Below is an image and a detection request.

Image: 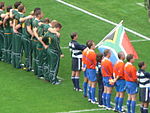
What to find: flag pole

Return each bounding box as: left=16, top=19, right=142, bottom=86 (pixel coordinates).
left=95, top=20, right=124, bottom=48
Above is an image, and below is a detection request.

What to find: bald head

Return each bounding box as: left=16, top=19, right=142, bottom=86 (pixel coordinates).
left=118, top=51, right=125, bottom=60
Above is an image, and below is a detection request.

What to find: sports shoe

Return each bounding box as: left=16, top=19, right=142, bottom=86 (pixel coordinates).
left=91, top=100, right=98, bottom=104
left=76, top=88, right=83, bottom=92
left=106, top=107, right=113, bottom=110
left=88, top=99, right=91, bottom=102
left=118, top=109, right=126, bottom=113
left=98, top=104, right=105, bottom=108
left=38, top=76, right=45, bottom=80
left=52, top=81, right=61, bottom=85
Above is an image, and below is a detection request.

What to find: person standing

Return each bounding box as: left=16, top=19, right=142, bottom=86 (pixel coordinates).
left=69, top=32, right=86, bottom=91
left=124, top=54, right=138, bottom=113
left=137, top=61, right=150, bottom=113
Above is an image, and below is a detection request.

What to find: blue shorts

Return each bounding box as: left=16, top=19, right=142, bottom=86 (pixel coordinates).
left=84, top=70, right=88, bottom=78
left=115, top=79, right=126, bottom=92
left=126, top=81, right=138, bottom=94
left=103, top=77, right=114, bottom=87
left=87, top=69, right=97, bottom=82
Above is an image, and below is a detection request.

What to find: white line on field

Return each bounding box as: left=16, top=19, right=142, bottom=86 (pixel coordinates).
left=56, top=0, right=150, bottom=41
left=56, top=108, right=106, bottom=113
left=61, top=47, right=69, bottom=49
left=136, top=2, right=145, bottom=7
left=57, top=101, right=141, bottom=113
left=130, top=39, right=150, bottom=42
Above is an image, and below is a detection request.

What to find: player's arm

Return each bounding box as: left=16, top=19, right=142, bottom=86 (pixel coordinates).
left=131, top=66, right=137, bottom=82
left=145, top=72, right=150, bottom=78
left=3, top=14, right=9, bottom=27
left=19, top=15, right=33, bottom=22
left=15, top=24, right=21, bottom=30
left=33, top=27, right=39, bottom=40
left=27, top=25, right=34, bottom=37
left=48, top=27, right=60, bottom=37
left=75, top=43, right=86, bottom=51
left=38, top=37, right=48, bottom=49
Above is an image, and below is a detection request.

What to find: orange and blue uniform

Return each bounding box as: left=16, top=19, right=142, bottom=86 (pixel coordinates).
left=86, top=49, right=97, bottom=102
left=101, top=57, right=113, bottom=87
left=113, top=60, right=126, bottom=93
left=124, top=62, right=138, bottom=94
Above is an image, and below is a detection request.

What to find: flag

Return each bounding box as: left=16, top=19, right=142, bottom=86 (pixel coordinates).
left=96, top=24, right=138, bottom=64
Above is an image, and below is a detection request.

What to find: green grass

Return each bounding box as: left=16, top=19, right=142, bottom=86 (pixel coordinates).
left=1, top=0, right=150, bottom=113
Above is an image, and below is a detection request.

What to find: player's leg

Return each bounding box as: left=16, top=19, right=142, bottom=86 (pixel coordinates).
left=102, top=78, right=107, bottom=107
left=106, top=86, right=113, bottom=109
left=15, top=33, right=22, bottom=68
left=71, top=71, right=76, bottom=90
left=83, top=75, right=88, bottom=97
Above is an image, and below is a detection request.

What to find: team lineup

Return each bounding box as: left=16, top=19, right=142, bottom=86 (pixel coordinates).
left=69, top=33, right=150, bottom=113
left=0, top=1, right=64, bottom=85
left=0, top=1, right=150, bottom=113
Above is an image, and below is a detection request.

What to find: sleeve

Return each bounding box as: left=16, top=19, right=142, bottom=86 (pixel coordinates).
left=74, top=42, right=86, bottom=51
left=145, top=72, right=150, bottom=78
left=26, top=19, right=31, bottom=26
left=131, top=66, right=137, bottom=81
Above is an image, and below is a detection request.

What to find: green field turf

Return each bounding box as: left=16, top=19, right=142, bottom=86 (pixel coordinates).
left=0, top=0, right=150, bottom=113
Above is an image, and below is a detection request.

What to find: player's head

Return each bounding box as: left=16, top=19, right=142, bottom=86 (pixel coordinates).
left=70, top=32, right=78, bottom=40
left=30, top=11, right=34, bottom=16
left=138, top=61, right=146, bottom=70
left=34, top=10, right=43, bottom=19
left=0, top=2, right=5, bottom=10
left=104, top=49, right=111, bottom=58
left=33, top=8, right=41, bottom=15
left=18, top=5, right=26, bottom=13
left=86, top=40, right=95, bottom=50
left=96, top=53, right=103, bottom=62
left=14, top=1, right=22, bottom=9
left=54, top=22, right=62, bottom=31
left=51, top=20, right=58, bottom=27
left=126, top=54, right=134, bottom=63
left=6, top=5, right=12, bottom=12
left=43, top=18, right=51, bottom=24
left=118, top=51, right=125, bottom=60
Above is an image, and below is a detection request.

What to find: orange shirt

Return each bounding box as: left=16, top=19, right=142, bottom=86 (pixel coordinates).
left=101, top=57, right=113, bottom=77
left=113, top=60, right=125, bottom=79
left=82, top=47, right=89, bottom=65
left=86, top=49, right=97, bottom=69
left=124, top=62, right=137, bottom=82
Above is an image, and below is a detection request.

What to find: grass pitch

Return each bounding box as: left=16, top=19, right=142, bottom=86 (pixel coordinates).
left=1, top=0, right=150, bottom=113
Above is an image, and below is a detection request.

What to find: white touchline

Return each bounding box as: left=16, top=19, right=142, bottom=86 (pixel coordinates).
left=136, top=2, right=145, bottom=7
left=56, top=0, right=150, bottom=41
left=130, top=39, right=150, bottom=42
left=56, top=108, right=106, bottom=113
left=57, top=102, right=140, bottom=113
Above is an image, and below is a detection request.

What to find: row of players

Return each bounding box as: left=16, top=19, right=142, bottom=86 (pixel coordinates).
left=69, top=33, right=150, bottom=113
left=0, top=1, right=64, bottom=84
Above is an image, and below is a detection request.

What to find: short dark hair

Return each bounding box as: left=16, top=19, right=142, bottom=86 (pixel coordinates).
left=96, top=53, right=103, bottom=62
left=104, top=49, right=110, bottom=57
left=34, top=8, right=41, bottom=15
left=70, top=32, right=77, bottom=39
left=18, top=5, right=25, bottom=12
left=14, top=1, right=22, bottom=9
left=6, top=5, right=12, bottom=12
left=34, top=10, right=41, bottom=17
left=138, top=61, right=145, bottom=69
left=126, top=54, right=134, bottom=62
left=43, top=18, right=51, bottom=24
left=86, top=40, right=94, bottom=49
left=0, top=2, right=5, bottom=9
left=54, top=22, right=62, bottom=29
left=118, top=51, right=124, bottom=59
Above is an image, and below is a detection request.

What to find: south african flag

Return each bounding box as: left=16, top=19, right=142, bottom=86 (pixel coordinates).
left=96, top=24, right=138, bottom=64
